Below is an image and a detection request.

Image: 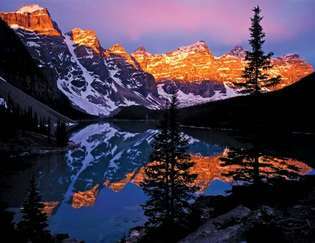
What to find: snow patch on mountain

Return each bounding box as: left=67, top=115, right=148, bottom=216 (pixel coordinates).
left=57, top=34, right=119, bottom=116
left=9, top=24, right=35, bottom=33
left=0, top=76, right=7, bottom=83
left=16, top=4, right=45, bottom=14
left=26, top=41, right=40, bottom=47
left=176, top=41, right=209, bottom=53
left=0, top=97, right=7, bottom=108
left=157, top=83, right=243, bottom=108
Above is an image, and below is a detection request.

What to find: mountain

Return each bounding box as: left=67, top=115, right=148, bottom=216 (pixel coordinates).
left=0, top=4, right=313, bottom=116
left=132, top=43, right=313, bottom=105
left=0, top=5, right=164, bottom=117
left=0, top=77, right=73, bottom=124
left=0, top=18, right=90, bottom=120
left=132, top=42, right=313, bottom=85
left=0, top=17, right=55, bottom=104
left=0, top=4, right=60, bottom=36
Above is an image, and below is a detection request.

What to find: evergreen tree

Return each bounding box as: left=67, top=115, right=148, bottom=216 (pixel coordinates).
left=0, top=97, right=56, bottom=140
left=47, top=117, right=51, bottom=142
left=17, top=176, right=51, bottom=243
left=33, top=112, right=39, bottom=131
left=140, top=94, right=198, bottom=242
left=55, top=121, right=68, bottom=146
left=239, top=6, right=280, bottom=94
left=26, top=106, right=33, bottom=130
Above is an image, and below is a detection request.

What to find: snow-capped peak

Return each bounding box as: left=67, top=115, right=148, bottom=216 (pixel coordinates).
left=0, top=4, right=60, bottom=36
left=228, top=46, right=246, bottom=58
left=16, top=4, right=45, bottom=14
left=175, top=40, right=209, bottom=53
left=133, top=46, right=152, bottom=56
left=105, top=43, right=128, bottom=55
left=70, top=28, right=101, bottom=54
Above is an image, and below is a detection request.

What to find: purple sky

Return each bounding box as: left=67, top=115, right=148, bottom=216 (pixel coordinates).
left=1, top=0, right=315, bottom=65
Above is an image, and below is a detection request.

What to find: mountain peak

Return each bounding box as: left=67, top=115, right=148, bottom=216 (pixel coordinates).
left=112, top=43, right=125, bottom=49
left=133, top=46, right=152, bottom=56
left=135, top=46, right=147, bottom=52
left=70, top=28, right=101, bottom=54
left=0, top=5, right=61, bottom=36
left=176, top=40, right=209, bottom=53
left=228, top=46, right=246, bottom=58
left=103, top=43, right=138, bottom=67
left=105, top=43, right=128, bottom=55
left=16, top=4, right=46, bottom=14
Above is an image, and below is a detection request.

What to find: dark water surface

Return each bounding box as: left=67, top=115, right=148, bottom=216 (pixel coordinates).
left=0, top=122, right=314, bottom=243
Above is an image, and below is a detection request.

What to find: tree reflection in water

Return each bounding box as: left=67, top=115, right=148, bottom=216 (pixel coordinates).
left=220, top=147, right=305, bottom=186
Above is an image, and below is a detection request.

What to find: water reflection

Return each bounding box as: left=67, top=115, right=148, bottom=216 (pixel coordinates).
left=72, top=185, right=99, bottom=209
left=0, top=122, right=313, bottom=243
left=105, top=150, right=311, bottom=193
left=220, top=148, right=311, bottom=185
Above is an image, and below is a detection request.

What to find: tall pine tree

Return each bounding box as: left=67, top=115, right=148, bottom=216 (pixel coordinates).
left=17, top=175, right=51, bottom=243
left=239, top=6, right=280, bottom=94
left=140, top=94, right=198, bottom=242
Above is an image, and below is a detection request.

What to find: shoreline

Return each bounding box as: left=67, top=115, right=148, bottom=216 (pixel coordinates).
left=0, top=143, right=68, bottom=159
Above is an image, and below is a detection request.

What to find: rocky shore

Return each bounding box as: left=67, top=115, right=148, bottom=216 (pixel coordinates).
left=125, top=176, right=315, bottom=243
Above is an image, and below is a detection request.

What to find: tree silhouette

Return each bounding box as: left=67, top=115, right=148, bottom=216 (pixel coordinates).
left=220, top=147, right=303, bottom=186
left=47, top=117, right=52, bottom=142
left=0, top=202, right=22, bottom=242
left=140, top=94, right=198, bottom=242
left=55, top=121, right=68, bottom=146
left=17, top=176, right=51, bottom=243
left=239, top=6, right=280, bottom=94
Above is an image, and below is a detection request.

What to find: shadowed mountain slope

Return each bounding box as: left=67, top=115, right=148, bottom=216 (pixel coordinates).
left=115, top=73, right=315, bottom=133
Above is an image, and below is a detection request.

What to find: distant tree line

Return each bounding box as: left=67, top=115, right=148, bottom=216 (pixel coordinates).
left=0, top=95, right=68, bottom=146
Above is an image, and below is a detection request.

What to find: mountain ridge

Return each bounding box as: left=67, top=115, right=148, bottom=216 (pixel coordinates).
left=0, top=4, right=313, bottom=117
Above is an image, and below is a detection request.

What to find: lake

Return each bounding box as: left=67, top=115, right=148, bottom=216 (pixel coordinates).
left=0, top=122, right=314, bottom=243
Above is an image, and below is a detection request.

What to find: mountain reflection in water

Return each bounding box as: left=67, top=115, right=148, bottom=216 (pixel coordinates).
left=0, top=122, right=313, bottom=243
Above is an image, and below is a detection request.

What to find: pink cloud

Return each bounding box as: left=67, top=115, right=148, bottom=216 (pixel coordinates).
left=2, top=0, right=314, bottom=57
left=97, top=0, right=309, bottom=44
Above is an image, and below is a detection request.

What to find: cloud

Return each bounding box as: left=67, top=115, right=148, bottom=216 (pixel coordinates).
left=0, top=0, right=314, bottom=64
left=92, top=0, right=314, bottom=44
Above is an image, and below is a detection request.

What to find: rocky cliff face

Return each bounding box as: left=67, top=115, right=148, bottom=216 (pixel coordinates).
left=0, top=4, right=61, bottom=36
left=103, top=43, right=160, bottom=101
left=132, top=43, right=313, bottom=87
left=132, top=41, right=218, bottom=83
left=70, top=28, right=101, bottom=54
left=270, top=54, right=314, bottom=89
left=131, top=43, right=313, bottom=106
